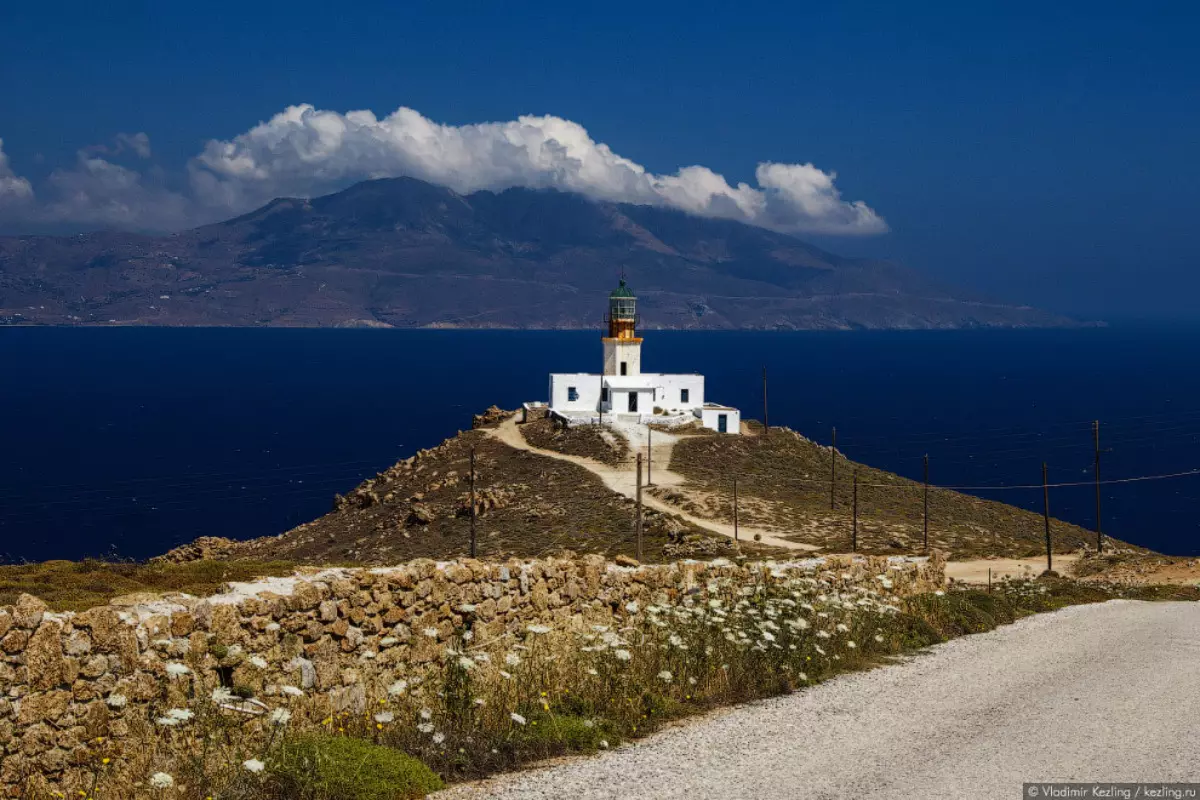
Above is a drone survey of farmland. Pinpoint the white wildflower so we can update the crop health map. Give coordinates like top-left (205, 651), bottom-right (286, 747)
top-left (105, 693), bottom-right (128, 709)
top-left (457, 656), bottom-right (476, 671)
top-left (149, 772), bottom-right (174, 789)
top-left (835, 623), bottom-right (849, 633)
top-left (817, 630), bottom-right (831, 639)
top-left (374, 711), bottom-right (394, 724)
top-left (423, 627), bottom-right (439, 638)
top-left (281, 685), bottom-right (304, 697)
top-left (526, 624), bottom-right (551, 635)
top-left (510, 712), bottom-right (527, 725)
top-left (847, 641), bottom-right (857, 649)
top-left (625, 601), bottom-right (639, 614)
top-left (165, 662), bottom-right (190, 678)
top-left (270, 708), bottom-right (292, 726)
top-left (586, 668), bottom-right (598, 676)
top-left (505, 652), bottom-right (521, 667)
top-left (243, 758), bottom-right (265, 774)
top-left (167, 708), bottom-right (194, 722)
top-left (499, 670), bottom-right (513, 680)
top-left (387, 680), bottom-right (408, 697)
top-left (211, 687), bottom-right (234, 703)
top-left (420, 708), bottom-right (433, 720)
top-left (418, 722), bottom-right (435, 734)
top-left (613, 649), bottom-right (632, 662)
top-left (155, 716), bottom-right (180, 727)
top-left (657, 670), bottom-right (673, 683)
top-left (249, 656), bottom-right (269, 669)
top-left (874, 635), bottom-right (885, 643)
top-left (432, 732), bottom-right (445, 745)
top-left (935, 590), bottom-right (945, 597)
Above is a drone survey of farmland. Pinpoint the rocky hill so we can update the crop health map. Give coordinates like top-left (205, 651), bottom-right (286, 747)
top-left (0, 177), bottom-right (1076, 329)
top-left (155, 425), bottom-right (739, 566)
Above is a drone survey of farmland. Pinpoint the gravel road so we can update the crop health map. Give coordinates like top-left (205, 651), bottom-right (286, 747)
top-left (438, 601), bottom-right (1200, 799)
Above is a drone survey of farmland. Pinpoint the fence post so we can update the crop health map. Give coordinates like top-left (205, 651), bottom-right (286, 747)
top-left (852, 469), bottom-right (859, 553)
top-left (830, 426), bottom-right (838, 510)
top-left (923, 453), bottom-right (930, 553)
top-left (636, 453), bottom-right (644, 561)
top-left (1093, 420), bottom-right (1103, 554)
top-left (733, 475), bottom-right (740, 542)
top-left (762, 366), bottom-right (769, 435)
top-left (647, 426), bottom-right (653, 487)
top-left (1042, 461), bottom-right (1053, 574)
top-left (469, 446), bottom-right (477, 558)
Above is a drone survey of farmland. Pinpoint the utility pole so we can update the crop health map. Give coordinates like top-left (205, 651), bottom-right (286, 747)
top-left (852, 470), bottom-right (859, 552)
top-left (1093, 420), bottom-right (1103, 554)
top-left (1042, 462), bottom-right (1053, 574)
top-left (635, 453), bottom-right (644, 561)
top-left (830, 426), bottom-right (838, 510)
top-left (469, 446), bottom-right (477, 558)
top-left (762, 366), bottom-right (769, 435)
top-left (923, 453), bottom-right (930, 553)
top-left (733, 475), bottom-right (739, 542)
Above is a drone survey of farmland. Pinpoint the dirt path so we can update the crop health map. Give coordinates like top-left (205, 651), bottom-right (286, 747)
top-left (945, 554), bottom-right (1081, 583)
top-left (438, 601), bottom-right (1200, 800)
top-left (486, 415), bottom-right (816, 552)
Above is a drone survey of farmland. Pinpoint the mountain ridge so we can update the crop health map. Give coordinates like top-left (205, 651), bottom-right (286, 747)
top-left (0, 177), bottom-right (1079, 329)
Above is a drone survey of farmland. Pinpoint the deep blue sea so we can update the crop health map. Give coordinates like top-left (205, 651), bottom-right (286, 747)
top-left (3, 326), bottom-right (1200, 561)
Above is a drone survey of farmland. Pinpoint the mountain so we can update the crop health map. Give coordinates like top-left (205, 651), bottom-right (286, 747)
top-left (0, 177), bottom-right (1076, 329)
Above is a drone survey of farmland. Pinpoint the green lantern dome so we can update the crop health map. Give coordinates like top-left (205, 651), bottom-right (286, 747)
top-left (609, 279), bottom-right (636, 299)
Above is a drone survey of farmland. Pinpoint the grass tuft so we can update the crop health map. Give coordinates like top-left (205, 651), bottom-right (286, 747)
top-left (266, 734), bottom-right (443, 800)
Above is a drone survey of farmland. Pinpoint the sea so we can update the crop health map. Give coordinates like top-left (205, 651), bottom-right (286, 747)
top-left (3, 326), bottom-right (1199, 562)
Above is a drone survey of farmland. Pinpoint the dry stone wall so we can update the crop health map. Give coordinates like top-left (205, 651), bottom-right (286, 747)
top-left (0, 553), bottom-right (944, 795)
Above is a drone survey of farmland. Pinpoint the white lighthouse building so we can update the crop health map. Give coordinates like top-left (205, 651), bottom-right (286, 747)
top-left (543, 279), bottom-right (741, 434)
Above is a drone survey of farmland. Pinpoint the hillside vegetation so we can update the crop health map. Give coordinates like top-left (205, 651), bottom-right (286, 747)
top-left (156, 429), bottom-right (729, 566)
top-left (662, 426), bottom-right (1125, 559)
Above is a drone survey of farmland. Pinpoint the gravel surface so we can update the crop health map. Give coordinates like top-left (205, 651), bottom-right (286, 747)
top-left (437, 601), bottom-right (1200, 799)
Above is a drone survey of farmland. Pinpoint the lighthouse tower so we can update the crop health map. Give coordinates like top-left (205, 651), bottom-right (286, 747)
top-left (603, 278), bottom-right (641, 377)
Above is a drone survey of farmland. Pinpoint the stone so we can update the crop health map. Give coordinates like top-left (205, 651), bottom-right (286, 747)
top-left (24, 621), bottom-right (66, 691)
top-left (63, 631), bottom-right (92, 657)
top-left (614, 554), bottom-right (640, 568)
top-left (1, 629), bottom-right (29, 654)
top-left (318, 600), bottom-right (338, 622)
top-left (12, 594), bottom-right (47, 630)
top-left (17, 691), bottom-right (71, 726)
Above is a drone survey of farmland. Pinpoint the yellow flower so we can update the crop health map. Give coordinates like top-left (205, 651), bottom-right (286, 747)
top-left (101, 758), bottom-right (110, 765)
top-left (376, 723), bottom-right (383, 730)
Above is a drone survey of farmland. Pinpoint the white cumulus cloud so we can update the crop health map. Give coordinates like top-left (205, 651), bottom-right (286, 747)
top-left (0, 139), bottom-right (35, 205)
top-left (189, 104), bottom-right (886, 235)
top-left (0, 105), bottom-right (886, 236)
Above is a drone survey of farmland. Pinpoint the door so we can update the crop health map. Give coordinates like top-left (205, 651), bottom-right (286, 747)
top-left (718, 414), bottom-right (727, 433)
top-left (628, 392), bottom-right (638, 413)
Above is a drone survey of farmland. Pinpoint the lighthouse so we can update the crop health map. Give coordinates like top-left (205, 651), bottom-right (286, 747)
top-left (541, 278), bottom-right (741, 433)
top-left (603, 279), bottom-right (642, 377)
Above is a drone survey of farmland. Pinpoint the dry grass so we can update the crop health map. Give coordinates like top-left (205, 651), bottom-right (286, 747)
top-left (519, 418), bottom-right (630, 466)
top-left (666, 426), bottom-right (1133, 559)
top-left (0, 559), bottom-right (303, 612)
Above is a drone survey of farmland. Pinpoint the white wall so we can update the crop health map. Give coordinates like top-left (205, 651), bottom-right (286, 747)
top-left (549, 373), bottom-right (604, 412)
top-left (607, 387), bottom-right (655, 415)
top-left (649, 374), bottom-right (705, 413)
top-left (700, 406), bottom-right (741, 434)
top-left (602, 339), bottom-right (642, 376)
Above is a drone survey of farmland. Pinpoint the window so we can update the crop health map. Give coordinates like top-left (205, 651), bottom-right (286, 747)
top-left (600, 387), bottom-right (609, 402)
top-left (680, 388), bottom-right (690, 403)
top-left (567, 386), bottom-right (578, 402)
top-left (620, 361), bottom-right (628, 376)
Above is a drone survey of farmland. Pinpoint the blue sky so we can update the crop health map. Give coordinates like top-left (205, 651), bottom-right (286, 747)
top-left (1, 1), bottom-right (1196, 319)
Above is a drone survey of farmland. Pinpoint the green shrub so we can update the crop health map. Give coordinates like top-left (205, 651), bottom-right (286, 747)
top-left (521, 713), bottom-right (615, 753)
top-left (268, 734), bottom-right (443, 800)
